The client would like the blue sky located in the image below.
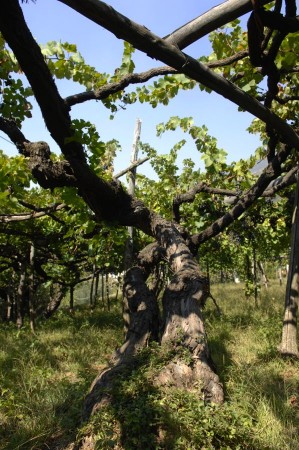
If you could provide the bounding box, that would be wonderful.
[0,0,262,177]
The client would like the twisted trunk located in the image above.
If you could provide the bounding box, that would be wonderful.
[83,235,223,425]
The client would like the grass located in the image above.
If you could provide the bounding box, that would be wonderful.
[0,307,123,450]
[0,281,298,449]
[206,280,299,450]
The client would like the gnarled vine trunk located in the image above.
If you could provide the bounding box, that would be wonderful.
[159,266,223,403]
[83,231,223,431]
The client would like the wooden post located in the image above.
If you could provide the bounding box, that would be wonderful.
[124,118,142,269]
[101,273,105,309]
[279,174,299,357]
[123,119,142,332]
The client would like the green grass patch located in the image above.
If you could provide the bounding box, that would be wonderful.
[205,280,299,450]
[1,281,299,449]
[0,307,123,450]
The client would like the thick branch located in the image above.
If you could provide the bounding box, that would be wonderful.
[59,0,299,149]
[263,165,298,196]
[174,165,298,223]
[0,1,85,160]
[0,118,78,188]
[24,141,77,188]
[163,0,273,49]
[191,144,292,246]
[0,1,142,224]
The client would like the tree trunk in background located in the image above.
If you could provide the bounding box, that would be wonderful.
[252,239,258,305]
[94,272,99,306]
[258,261,268,289]
[90,264,96,309]
[6,292,13,321]
[279,175,299,357]
[101,273,105,309]
[114,276,120,302]
[29,242,36,333]
[278,265,283,285]
[105,273,110,310]
[16,262,26,329]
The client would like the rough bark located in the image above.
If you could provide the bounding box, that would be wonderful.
[83,231,224,425]
[159,267,223,403]
[279,174,299,357]
[156,223,223,403]
[83,243,162,419]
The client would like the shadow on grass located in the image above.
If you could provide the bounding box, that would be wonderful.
[83,346,256,450]
[208,328,234,381]
[41,307,123,332]
[252,352,299,440]
[0,308,124,450]
[1,379,88,450]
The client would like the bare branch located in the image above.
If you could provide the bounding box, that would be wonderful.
[0,203,67,223]
[114,157,150,179]
[65,66,176,107]
[0,1,86,162]
[173,182,238,222]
